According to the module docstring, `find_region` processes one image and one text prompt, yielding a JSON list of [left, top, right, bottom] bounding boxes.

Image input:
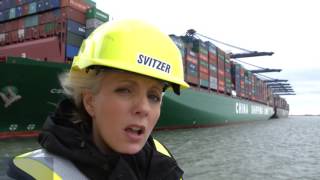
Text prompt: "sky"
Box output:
[[95, 0, 320, 115]]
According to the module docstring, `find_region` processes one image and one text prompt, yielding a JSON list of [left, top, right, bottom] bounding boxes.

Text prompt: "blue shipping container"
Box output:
[[66, 44, 80, 58], [15, 6, 23, 17], [67, 20, 86, 37], [0, 0, 16, 11], [187, 62, 197, 71], [36, 0, 45, 12], [48, 0, 60, 9], [0, 11, 3, 22]]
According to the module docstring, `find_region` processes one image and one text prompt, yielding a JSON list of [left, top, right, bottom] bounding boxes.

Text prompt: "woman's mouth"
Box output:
[[124, 125, 145, 141]]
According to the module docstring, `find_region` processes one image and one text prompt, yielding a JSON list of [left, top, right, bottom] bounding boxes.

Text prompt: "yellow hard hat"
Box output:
[[72, 19, 189, 94]]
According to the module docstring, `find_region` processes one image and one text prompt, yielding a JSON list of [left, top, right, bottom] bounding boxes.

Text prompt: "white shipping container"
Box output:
[[0, 33, 6, 42], [209, 76, 217, 89], [18, 29, 24, 39], [86, 18, 103, 29]]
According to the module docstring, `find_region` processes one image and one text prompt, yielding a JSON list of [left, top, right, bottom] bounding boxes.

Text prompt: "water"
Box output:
[[1, 116, 320, 179]]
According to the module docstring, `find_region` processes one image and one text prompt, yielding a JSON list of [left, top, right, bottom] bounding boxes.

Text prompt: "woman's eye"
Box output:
[[115, 88, 131, 94], [148, 94, 161, 103]]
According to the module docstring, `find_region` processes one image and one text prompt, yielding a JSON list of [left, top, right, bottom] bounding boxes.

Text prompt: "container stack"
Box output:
[[217, 48, 225, 93], [0, 0, 109, 63], [180, 36, 199, 85], [244, 70, 252, 99], [252, 74, 257, 101], [193, 39, 209, 88], [224, 54, 232, 95], [184, 47, 199, 85], [231, 62, 241, 96], [262, 82, 267, 104], [267, 87, 273, 105], [169, 35, 186, 60], [273, 95, 289, 110], [206, 41, 217, 90], [239, 65, 245, 97], [85, 6, 108, 37], [169, 34, 278, 106], [256, 78, 264, 103]]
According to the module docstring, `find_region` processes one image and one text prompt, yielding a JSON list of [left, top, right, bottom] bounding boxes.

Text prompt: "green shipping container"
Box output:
[[86, 7, 109, 22], [209, 64, 217, 72], [24, 15, 38, 28], [9, 8, 16, 19], [200, 60, 208, 67], [44, 23, 56, 33], [200, 79, 209, 87], [29, 2, 37, 15], [67, 32, 85, 47]]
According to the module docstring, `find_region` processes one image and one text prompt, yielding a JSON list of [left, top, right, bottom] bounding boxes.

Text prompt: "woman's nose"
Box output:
[[133, 95, 151, 118]]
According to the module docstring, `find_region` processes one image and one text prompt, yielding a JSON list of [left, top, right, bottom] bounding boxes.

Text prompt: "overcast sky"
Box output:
[[95, 0, 320, 115]]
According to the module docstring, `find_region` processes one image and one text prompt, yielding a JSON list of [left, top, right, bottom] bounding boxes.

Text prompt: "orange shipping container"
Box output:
[[185, 54, 198, 64], [199, 66, 208, 74], [60, 0, 91, 13]]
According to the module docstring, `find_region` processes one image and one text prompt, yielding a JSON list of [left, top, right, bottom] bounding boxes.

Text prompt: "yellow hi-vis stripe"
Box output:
[[13, 157, 62, 180], [153, 139, 171, 157]]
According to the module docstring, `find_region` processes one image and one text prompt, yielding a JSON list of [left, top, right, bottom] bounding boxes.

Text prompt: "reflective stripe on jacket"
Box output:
[[10, 138, 176, 180]]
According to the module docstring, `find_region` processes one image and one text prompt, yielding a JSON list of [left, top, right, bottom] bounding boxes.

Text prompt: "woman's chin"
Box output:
[[118, 144, 144, 155]]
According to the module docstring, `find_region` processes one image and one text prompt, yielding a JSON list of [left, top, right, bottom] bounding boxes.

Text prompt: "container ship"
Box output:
[[0, 0, 289, 139]]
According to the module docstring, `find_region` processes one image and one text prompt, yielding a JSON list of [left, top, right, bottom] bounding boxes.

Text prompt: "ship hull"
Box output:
[[157, 88, 274, 129], [1, 57, 274, 139], [272, 107, 289, 119], [0, 57, 69, 138]]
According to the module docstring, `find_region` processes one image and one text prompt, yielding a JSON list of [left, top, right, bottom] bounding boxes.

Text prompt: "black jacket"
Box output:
[[36, 99, 183, 180]]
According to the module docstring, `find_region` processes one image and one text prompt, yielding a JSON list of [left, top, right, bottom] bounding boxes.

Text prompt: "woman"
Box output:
[[7, 19, 189, 179]]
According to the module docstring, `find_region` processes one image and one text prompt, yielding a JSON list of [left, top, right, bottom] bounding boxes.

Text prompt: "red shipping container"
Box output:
[[186, 75, 198, 85], [9, 31, 19, 44], [200, 72, 208, 79], [61, 0, 91, 13], [218, 86, 225, 92], [38, 24, 46, 38], [199, 53, 208, 61], [185, 55, 198, 64], [199, 66, 208, 74], [0, 33, 8, 46], [218, 69, 224, 76], [208, 52, 217, 60], [39, 11, 58, 25], [209, 57, 217, 64], [9, 20, 19, 32], [0, 36, 66, 63], [0, 24, 5, 33], [25, 27, 38, 40], [16, 0, 23, 5], [61, 7, 86, 24], [18, 18, 24, 29]]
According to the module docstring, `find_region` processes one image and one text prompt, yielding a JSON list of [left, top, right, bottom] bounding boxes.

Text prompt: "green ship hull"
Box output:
[[1, 57, 276, 139], [158, 89, 274, 129]]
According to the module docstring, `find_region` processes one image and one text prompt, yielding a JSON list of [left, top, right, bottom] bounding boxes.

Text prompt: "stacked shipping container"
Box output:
[[231, 62, 242, 97], [169, 36, 284, 106], [0, 0, 109, 63], [224, 54, 232, 94], [217, 48, 225, 93], [193, 39, 209, 88], [206, 41, 217, 90]]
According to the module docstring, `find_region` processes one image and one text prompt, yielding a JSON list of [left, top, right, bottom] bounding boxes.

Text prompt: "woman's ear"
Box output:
[[82, 90, 95, 118]]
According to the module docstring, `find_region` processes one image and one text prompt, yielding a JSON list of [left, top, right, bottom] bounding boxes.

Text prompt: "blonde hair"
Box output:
[[59, 70, 105, 108]]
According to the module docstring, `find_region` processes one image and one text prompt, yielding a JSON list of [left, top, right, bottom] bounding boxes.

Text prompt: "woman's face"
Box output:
[[83, 70, 164, 154]]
